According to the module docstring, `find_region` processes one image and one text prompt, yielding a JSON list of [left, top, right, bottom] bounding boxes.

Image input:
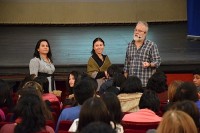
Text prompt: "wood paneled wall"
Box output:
[[0, 0, 186, 24]]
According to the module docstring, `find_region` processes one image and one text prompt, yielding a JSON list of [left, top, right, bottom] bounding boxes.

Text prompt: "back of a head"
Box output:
[[17, 86, 52, 120], [139, 90, 160, 113], [107, 64, 122, 77], [14, 93, 46, 133], [121, 76, 143, 93], [0, 79, 12, 108], [78, 97, 111, 132], [73, 78, 95, 105], [80, 122, 115, 133], [173, 82, 198, 102], [84, 76, 98, 92], [112, 73, 126, 89], [101, 92, 122, 123], [157, 110, 198, 133], [18, 81, 43, 98], [146, 71, 167, 93], [168, 80, 183, 102], [104, 86, 120, 95], [170, 100, 200, 128], [193, 68, 200, 75]]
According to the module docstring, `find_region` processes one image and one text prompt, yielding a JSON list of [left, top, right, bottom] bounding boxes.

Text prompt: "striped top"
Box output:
[[124, 39, 161, 87]]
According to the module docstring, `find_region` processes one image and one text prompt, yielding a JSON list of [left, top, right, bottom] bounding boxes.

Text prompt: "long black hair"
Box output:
[[14, 93, 47, 133]]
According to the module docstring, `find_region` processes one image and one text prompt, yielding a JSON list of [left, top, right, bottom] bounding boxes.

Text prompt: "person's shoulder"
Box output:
[[30, 57, 40, 62], [87, 55, 94, 62], [0, 123, 16, 132], [62, 105, 81, 113]]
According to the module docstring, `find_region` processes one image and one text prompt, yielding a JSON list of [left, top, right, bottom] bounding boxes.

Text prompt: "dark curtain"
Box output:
[[187, 0, 200, 38]]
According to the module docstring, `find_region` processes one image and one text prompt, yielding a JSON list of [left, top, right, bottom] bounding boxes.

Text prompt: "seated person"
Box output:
[[101, 92, 124, 133], [0, 79, 13, 121], [156, 110, 198, 133], [146, 71, 168, 103], [80, 122, 116, 133], [118, 76, 143, 112], [173, 82, 200, 112], [170, 100, 200, 128], [69, 97, 112, 132], [122, 90, 161, 122], [0, 93, 54, 133], [193, 68, 200, 92], [55, 78, 96, 132], [99, 64, 124, 95], [62, 71, 81, 107]]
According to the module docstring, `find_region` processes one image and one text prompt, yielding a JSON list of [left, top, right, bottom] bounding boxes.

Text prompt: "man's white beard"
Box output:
[[133, 36, 144, 41]]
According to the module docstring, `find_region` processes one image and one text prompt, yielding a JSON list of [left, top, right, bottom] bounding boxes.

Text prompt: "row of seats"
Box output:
[[56, 120, 159, 133]]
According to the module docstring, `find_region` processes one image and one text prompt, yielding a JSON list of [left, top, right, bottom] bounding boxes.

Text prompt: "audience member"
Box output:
[[87, 37, 112, 91], [0, 93, 54, 133], [193, 68, 200, 92], [101, 92, 123, 133], [99, 64, 122, 94], [61, 71, 81, 107], [69, 97, 112, 132], [122, 90, 161, 122], [83, 76, 98, 96], [56, 78, 96, 132], [173, 82, 200, 111], [168, 80, 183, 103], [146, 71, 168, 102], [17, 85, 53, 121], [118, 76, 143, 112], [156, 110, 198, 133], [0, 79, 13, 121], [163, 80, 183, 112], [170, 100, 200, 128], [80, 122, 116, 133]]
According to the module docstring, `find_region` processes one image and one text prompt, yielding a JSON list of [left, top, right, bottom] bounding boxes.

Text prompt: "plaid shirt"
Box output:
[[124, 39, 161, 87]]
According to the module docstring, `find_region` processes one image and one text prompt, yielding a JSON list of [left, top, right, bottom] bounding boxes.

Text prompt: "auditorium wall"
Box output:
[[0, 0, 186, 24]]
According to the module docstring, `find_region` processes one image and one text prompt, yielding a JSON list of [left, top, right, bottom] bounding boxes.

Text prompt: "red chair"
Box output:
[[122, 121, 159, 133], [58, 120, 73, 132], [1, 107, 8, 116], [58, 130, 70, 133], [124, 129, 147, 133]]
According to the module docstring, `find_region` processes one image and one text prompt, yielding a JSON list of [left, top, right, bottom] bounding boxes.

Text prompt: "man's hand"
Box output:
[[142, 62, 151, 68]]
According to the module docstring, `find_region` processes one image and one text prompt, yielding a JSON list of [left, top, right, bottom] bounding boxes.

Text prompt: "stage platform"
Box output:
[[0, 22, 200, 82]]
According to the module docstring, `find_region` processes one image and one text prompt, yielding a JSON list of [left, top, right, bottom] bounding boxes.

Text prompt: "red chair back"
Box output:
[[122, 121, 159, 133], [58, 120, 73, 131]]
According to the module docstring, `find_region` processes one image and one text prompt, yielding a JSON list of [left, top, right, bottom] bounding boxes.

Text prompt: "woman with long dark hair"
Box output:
[[0, 93, 54, 133], [29, 39, 55, 92]]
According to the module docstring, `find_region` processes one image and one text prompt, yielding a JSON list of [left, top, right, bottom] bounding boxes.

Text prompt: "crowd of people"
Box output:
[[1, 21, 200, 133]]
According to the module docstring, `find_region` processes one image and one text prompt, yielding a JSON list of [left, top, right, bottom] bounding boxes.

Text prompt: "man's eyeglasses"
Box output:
[[134, 29, 146, 33]]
